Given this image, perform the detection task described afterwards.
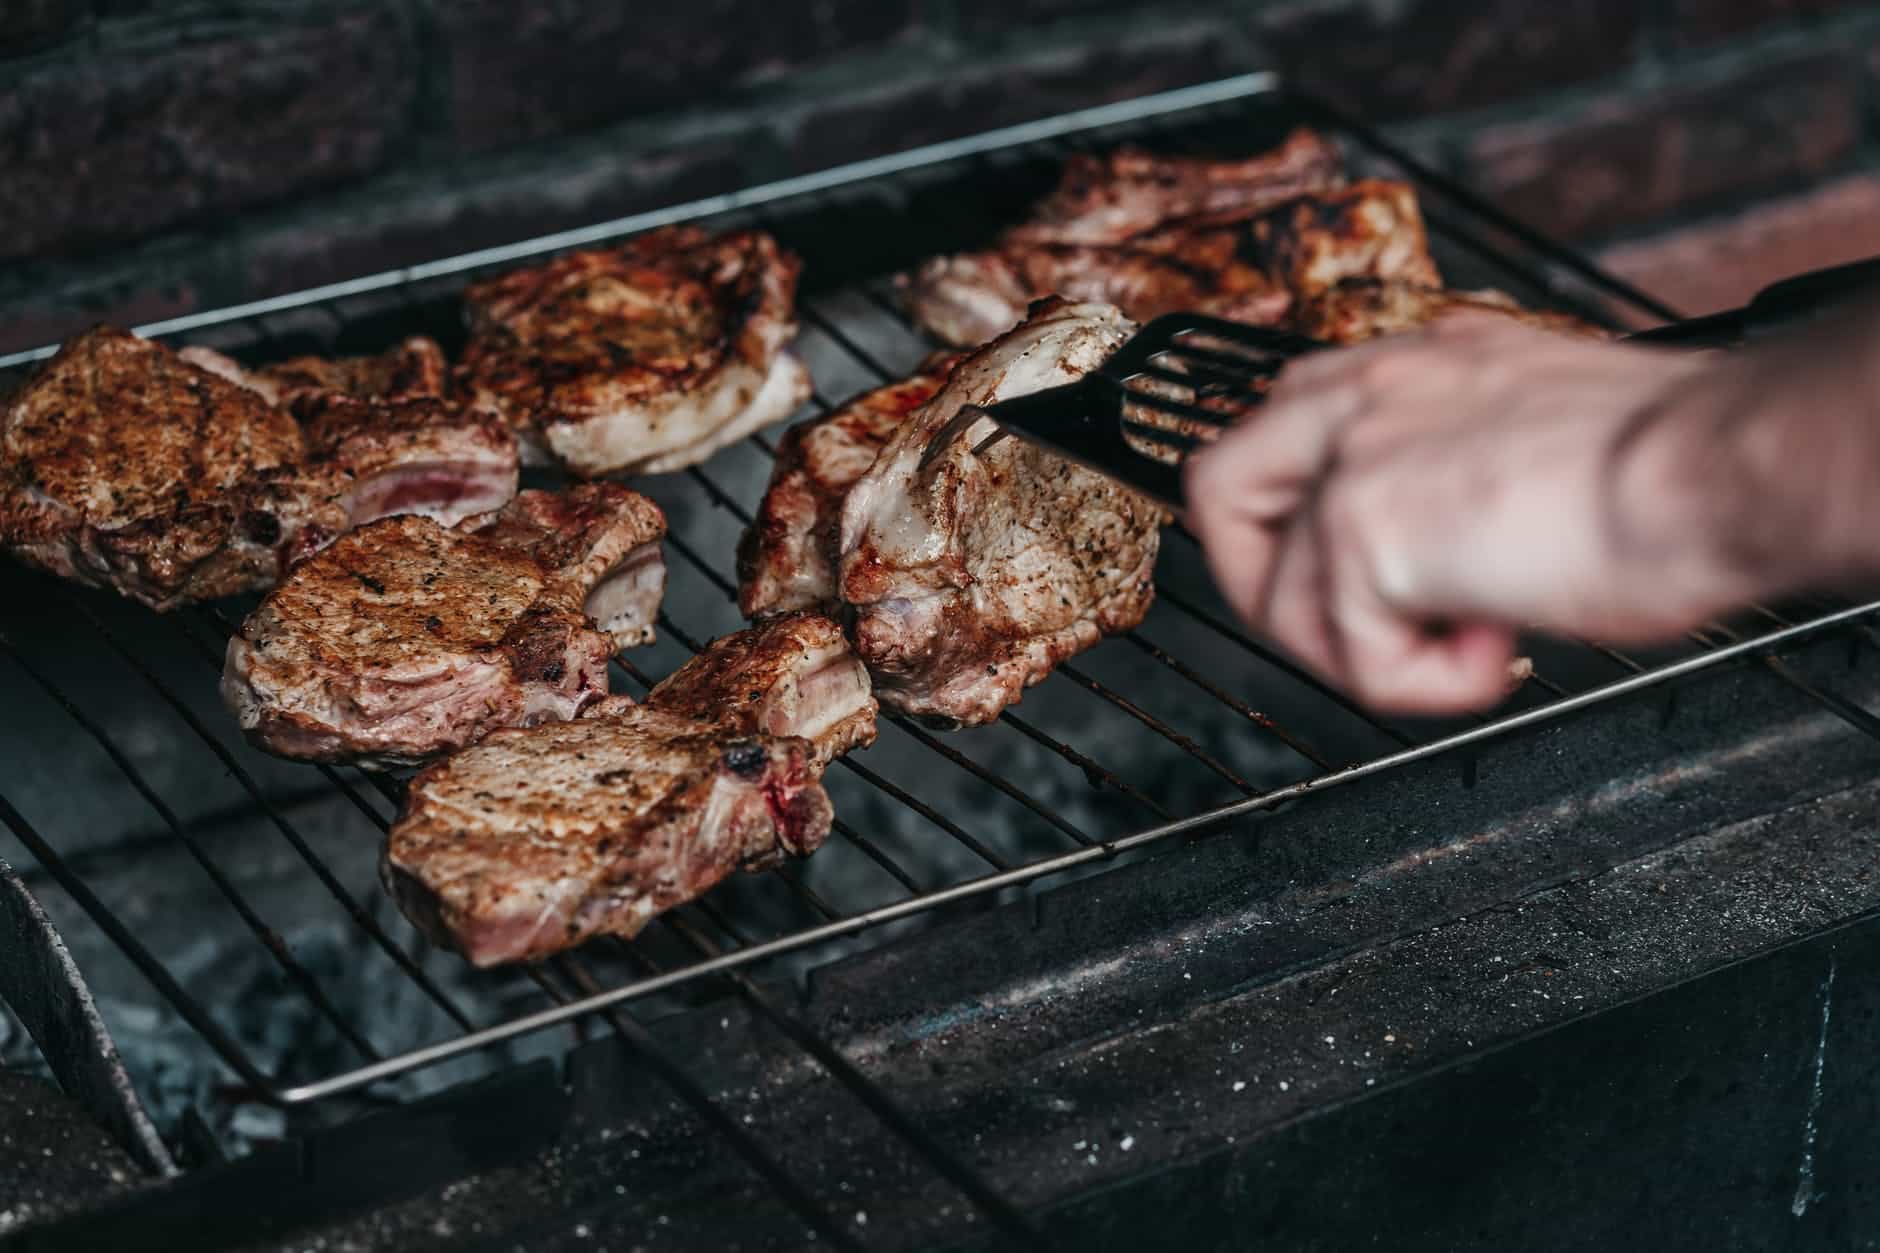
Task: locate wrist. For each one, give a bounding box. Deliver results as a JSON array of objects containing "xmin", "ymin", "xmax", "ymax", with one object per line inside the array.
[{"xmin": 1603, "ymin": 350, "xmax": 1791, "ymax": 619}]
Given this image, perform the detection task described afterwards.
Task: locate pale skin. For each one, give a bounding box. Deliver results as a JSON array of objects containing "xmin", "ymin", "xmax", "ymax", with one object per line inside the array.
[{"xmin": 1183, "ymin": 299, "xmax": 1880, "ymax": 715}]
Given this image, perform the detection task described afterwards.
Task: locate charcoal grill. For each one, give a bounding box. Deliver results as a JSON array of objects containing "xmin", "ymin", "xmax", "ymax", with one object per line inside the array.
[{"xmin": 6, "ymin": 77, "xmax": 1880, "ymax": 1252}]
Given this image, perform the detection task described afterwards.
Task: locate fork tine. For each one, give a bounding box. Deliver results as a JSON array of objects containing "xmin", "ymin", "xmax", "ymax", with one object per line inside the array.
[{"xmin": 917, "ymin": 405, "xmax": 992, "ymax": 473}]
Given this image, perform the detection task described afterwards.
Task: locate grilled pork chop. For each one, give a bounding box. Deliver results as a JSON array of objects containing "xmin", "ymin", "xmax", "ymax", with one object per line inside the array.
[
  {"xmin": 383, "ymin": 705, "xmax": 832, "ymax": 966},
  {"xmin": 838, "ymin": 298, "xmax": 1162, "ymax": 726},
  {"xmin": 457, "ymin": 226, "xmax": 812, "ymax": 476},
  {"xmin": 0, "ymin": 327, "xmax": 517, "ymax": 610},
  {"xmin": 462, "ymin": 485, "xmax": 669, "ymax": 650},
  {"xmin": 649, "ymin": 613, "xmax": 877, "ymax": 763},
  {"xmin": 1292, "ymin": 278, "xmax": 1608, "ymax": 345},
  {"xmin": 1005, "ymin": 129, "xmax": 1347, "ymax": 246},
  {"xmin": 222, "ymin": 484, "xmax": 665, "ymax": 766},
  {"xmin": 182, "ymin": 336, "xmax": 447, "ymax": 417},
  {"xmin": 736, "ymin": 355, "xmax": 960, "ymax": 618},
  {"xmin": 906, "ymin": 176, "xmax": 1437, "ymax": 348}
]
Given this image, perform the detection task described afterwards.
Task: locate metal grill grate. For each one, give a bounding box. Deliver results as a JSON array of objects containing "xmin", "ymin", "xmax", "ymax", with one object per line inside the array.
[{"xmin": 4, "ymin": 77, "xmax": 1880, "ymax": 1245}]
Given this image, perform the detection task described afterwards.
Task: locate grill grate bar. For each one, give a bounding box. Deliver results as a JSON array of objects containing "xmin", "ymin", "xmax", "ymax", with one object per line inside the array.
[
  {"xmin": 1120, "ymin": 631, "xmax": 1337, "ymax": 769},
  {"xmin": 659, "ymin": 908, "xmax": 1048, "ymax": 1247},
  {"xmin": 530, "ymin": 960, "xmax": 867, "ymax": 1253},
  {"xmin": 0, "ymin": 789, "xmax": 279, "ymax": 1093},
  {"xmin": 1693, "ymin": 618, "xmax": 1880, "ymax": 746},
  {"xmin": 1, "ymin": 628, "xmax": 381, "ymax": 1062},
  {"xmin": 1055, "ymin": 660, "xmax": 1257, "ymax": 795},
  {"xmin": 178, "ymin": 607, "xmax": 480, "ymax": 1031},
  {"xmin": 1152, "ymin": 583, "xmax": 1417, "ymax": 746}
]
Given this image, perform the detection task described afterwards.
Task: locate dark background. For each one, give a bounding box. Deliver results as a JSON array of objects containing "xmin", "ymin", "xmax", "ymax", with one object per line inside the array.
[{"xmin": 5, "ymin": 0, "xmax": 1880, "ymax": 351}]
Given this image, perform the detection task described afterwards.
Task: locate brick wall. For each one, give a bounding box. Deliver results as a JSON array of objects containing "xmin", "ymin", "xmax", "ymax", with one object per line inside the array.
[{"xmin": 4, "ymin": 0, "xmax": 1880, "ymax": 350}]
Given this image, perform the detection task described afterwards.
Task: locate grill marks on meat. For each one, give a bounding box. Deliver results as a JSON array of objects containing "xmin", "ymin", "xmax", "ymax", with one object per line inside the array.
[
  {"xmin": 457, "ymin": 226, "xmax": 812, "ymax": 477},
  {"xmin": 1004, "ymin": 129, "xmax": 1348, "ymax": 246},
  {"xmin": 736, "ymin": 355, "xmax": 960, "ymax": 618},
  {"xmin": 1292, "ymin": 278, "xmax": 1610, "ymax": 345},
  {"xmin": 0, "ymin": 328, "xmax": 518, "ymax": 610},
  {"xmin": 903, "ymin": 129, "xmax": 1443, "ymax": 349},
  {"xmin": 383, "ymin": 706, "xmax": 832, "ymax": 966},
  {"xmin": 182, "ymin": 336, "xmax": 448, "ymax": 417},
  {"xmin": 649, "ymin": 613, "xmax": 877, "ymax": 764},
  {"xmin": 462, "ymin": 484, "xmax": 669, "ymax": 650},
  {"xmin": 222, "ymin": 484, "xmax": 664, "ymax": 766},
  {"xmin": 1247, "ymin": 181, "xmax": 1439, "ymax": 306},
  {"xmin": 838, "ymin": 298, "xmax": 1162, "ymax": 726}
]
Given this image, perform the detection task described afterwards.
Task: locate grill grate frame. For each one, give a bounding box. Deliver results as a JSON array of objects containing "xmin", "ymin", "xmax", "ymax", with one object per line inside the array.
[{"xmin": 4, "ymin": 76, "xmax": 1880, "ymax": 1245}]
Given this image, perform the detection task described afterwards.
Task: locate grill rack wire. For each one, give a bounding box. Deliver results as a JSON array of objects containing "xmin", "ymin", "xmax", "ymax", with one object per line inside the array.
[{"xmin": 3, "ymin": 77, "xmax": 1879, "ymax": 1245}]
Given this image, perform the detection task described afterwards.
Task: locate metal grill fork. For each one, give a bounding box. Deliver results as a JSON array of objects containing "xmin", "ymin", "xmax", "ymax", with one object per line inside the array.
[{"xmin": 919, "ymin": 314, "xmax": 1323, "ymax": 516}]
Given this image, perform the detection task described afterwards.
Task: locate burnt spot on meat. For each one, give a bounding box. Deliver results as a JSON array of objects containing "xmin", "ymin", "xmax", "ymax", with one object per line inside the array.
[
  {"xmin": 424, "ymin": 614, "xmax": 444, "ymax": 634},
  {"xmin": 240, "ymin": 509, "xmax": 282, "ymax": 546},
  {"xmin": 721, "ymin": 740, "xmax": 769, "ymax": 780},
  {"xmin": 594, "ymin": 769, "xmax": 632, "ymax": 786},
  {"xmin": 345, "ymin": 567, "xmax": 387, "ymax": 594}
]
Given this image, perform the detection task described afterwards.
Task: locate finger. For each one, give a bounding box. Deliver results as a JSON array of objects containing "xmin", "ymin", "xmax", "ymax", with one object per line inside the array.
[
  {"xmin": 1353, "ymin": 622, "xmax": 1521, "ymax": 716},
  {"xmin": 1255, "ymin": 506, "xmax": 1345, "ymax": 690},
  {"xmin": 1310, "ymin": 480, "xmax": 1522, "ymax": 715}
]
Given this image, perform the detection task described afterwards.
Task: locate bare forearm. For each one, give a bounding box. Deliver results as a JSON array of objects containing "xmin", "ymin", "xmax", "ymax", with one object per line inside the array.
[{"xmin": 1611, "ymin": 295, "xmax": 1880, "ymax": 610}]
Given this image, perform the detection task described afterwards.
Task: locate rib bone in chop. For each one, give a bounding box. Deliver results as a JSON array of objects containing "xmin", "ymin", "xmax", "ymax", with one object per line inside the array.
[
  {"xmin": 838, "ymin": 298, "xmax": 1162, "ymax": 726},
  {"xmin": 648, "ymin": 612, "xmax": 878, "ymax": 764},
  {"xmin": 383, "ymin": 705, "xmax": 832, "ymax": 966},
  {"xmin": 736, "ymin": 353, "xmax": 962, "ymax": 619},
  {"xmin": 457, "ymin": 226, "xmax": 812, "ymax": 476},
  {"xmin": 0, "ymin": 327, "xmax": 517, "ymax": 609},
  {"xmin": 222, "ymin": 484, "xmax": 665, "ymax": 766}
]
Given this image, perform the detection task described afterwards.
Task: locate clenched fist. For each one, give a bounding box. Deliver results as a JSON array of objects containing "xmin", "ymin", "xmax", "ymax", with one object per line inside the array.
[{"xmin": 1184, "ymin": 305, "xmax": 1880, "ymax": 715}]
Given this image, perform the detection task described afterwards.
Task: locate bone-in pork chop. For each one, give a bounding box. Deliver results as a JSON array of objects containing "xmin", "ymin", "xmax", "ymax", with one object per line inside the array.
[
  {"xmin": 222, "ymin": 484, "xmax": 665, "ymax": 766},
  {"xmin": 182, "ymin": 336, "xmax": 448, "ymax": 417},
  {"xmin": 906, "ymin": 172, "xmax": 1438, "ymax": 349},
  {"xmin": 383, "ymin": 705, "xmax": 832, "ymax": 966},
  {"xmin": 456, "ymin": 226, "xmax": 811, "ymax": 476},
  {"xmin": 736, "ymin": 354, "xmax": 960, "ymax": 618},
  {"xmin": 1291, "ymin": 278, "xmax": 1608, "ymax": 345},
  {"xmin": 0, "ymin": 327, "xmax": 517, "ymax": 610},
  {"xmin": 1003, "ymin": 129, "xmax": 1347, "ymax": 246},
  {"xmin": 648, "ymin": 613, "xmax": 877, "ymax": 764},
  {"xmin": 838, "ymin": 298, "xmax": 1162, "ymax": 726}
]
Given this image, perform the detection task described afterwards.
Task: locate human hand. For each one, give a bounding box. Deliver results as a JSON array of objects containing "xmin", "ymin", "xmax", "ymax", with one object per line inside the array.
[{"xmin": 1183, "ymin": 314, "xmax": 1758, "ymax": 714}]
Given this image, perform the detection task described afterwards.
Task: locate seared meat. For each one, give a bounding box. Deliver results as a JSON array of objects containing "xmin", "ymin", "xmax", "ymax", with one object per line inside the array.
[
  {"xmin": 838, "ymin": 298, "xmax": 1162, "ymax": 726},
  {"xmin": 649, "ymin": 613, "xmax": 877, "ymax": 763},
  {"xmin": 182, "ymin": 336, "xmax": 447, "ymax": 417},
  {"xmin": 736, "ymin": 355, "xmax": 960, "ymax": 618},
  {"xmin": 901, "ymin": 129, "xmax": 1435, "ymax": 348},
  {"xmin": 909, "ymin": 228, "xmax": 1294, "ymax": 352},
  {"xmin": 1246, "ymin": 180, "xmax": 1439, "ymax": 305},
  {"xmin": 1292, "ymin": 278, "xmax": 1609, "ymax": 345},
  {"xmin": 383, "ymin": 704, "xmax": 832, "ymax": 966},
  {"xmin": 457, "ymin": 226, "xmax": 811, "ymax": 476},
  {"xmin": 463, "ymin": 484, "xmax": 669, "ymax": 650},
  {"xmin": 0, "ymin": 327, "xmax": 517, "ymax": 610},
  {"xmin": 222, "ymin": 484, "xmax": 664, "ymax": 766},
  {"xmin": 907, "ymin": 170, "xmax": 1438, "ymax": 349},
  {"xmin": 1005, "ymin": 129, "xmax": 1347, "ymax": 246}
]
